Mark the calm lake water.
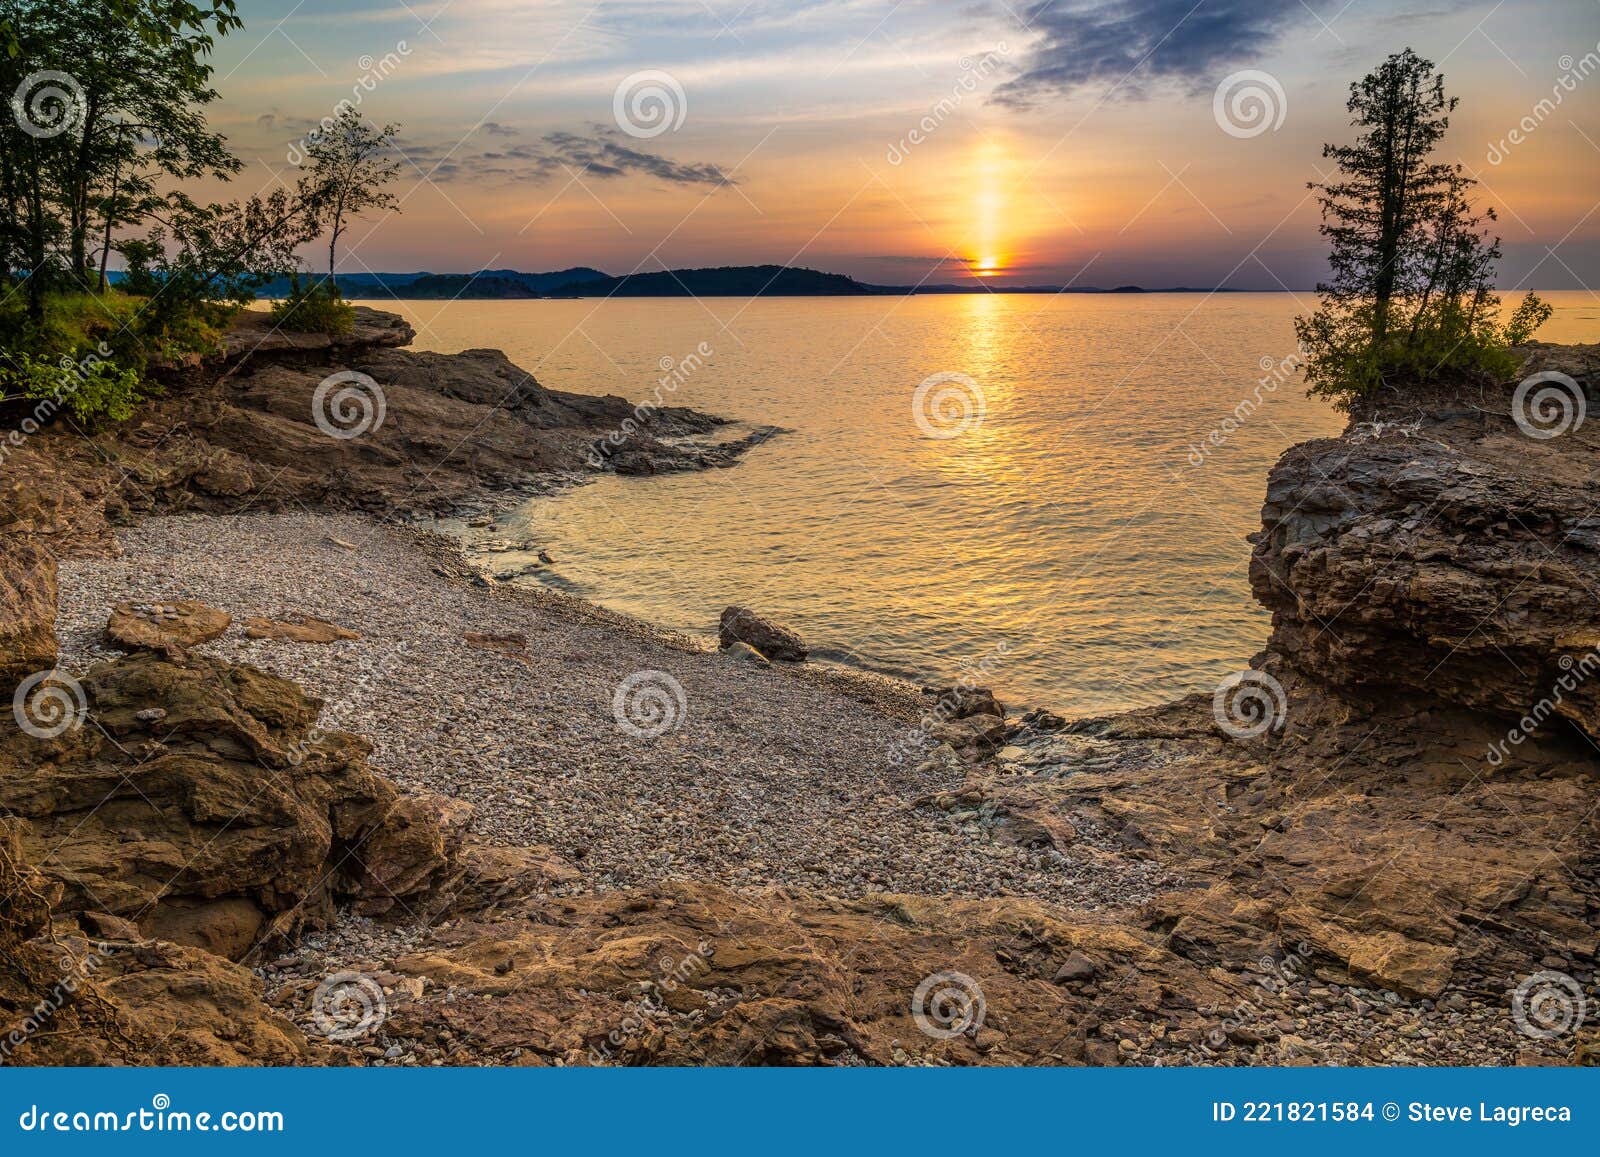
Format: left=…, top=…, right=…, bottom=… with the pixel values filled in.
left=356, top=291, right=1598, bottom=715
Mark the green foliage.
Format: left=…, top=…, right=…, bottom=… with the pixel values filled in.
left=7, top=350, right=144, bottom=423
left=1296, top=49, right=1550, bottom=407
left=269, top=278, right=354, bottom=335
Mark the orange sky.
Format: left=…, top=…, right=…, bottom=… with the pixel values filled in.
left=206, top=0, right=1600, bottom=289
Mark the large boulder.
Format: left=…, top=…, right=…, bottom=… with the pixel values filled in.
left=719, top=605, right=807, bottom=662
left=0, top=651, right=467, bottom=961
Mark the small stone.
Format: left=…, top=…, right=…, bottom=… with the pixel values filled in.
left=1053, top=951, right=1099, bottom=982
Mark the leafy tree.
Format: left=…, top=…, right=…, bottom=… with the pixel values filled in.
left=301, top=108, right=401, bottom=292
left=1296, top=49, right=1548, bottom=406
left=0, top=0, right=239, bottom=314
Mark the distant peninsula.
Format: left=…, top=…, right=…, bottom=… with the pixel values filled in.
left=247, top=264, right=1244, bottom=299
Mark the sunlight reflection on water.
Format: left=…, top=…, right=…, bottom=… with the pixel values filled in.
left=367, top=291, right=1596, bottom=715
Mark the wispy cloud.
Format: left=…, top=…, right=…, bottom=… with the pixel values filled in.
left=390, top=125, right=735, bottom=186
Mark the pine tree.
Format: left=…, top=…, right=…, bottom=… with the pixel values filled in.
left=1296, top=49, right=1549, bottom=405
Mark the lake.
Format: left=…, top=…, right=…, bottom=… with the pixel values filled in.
left=354, top=291, right=1598, bottom=715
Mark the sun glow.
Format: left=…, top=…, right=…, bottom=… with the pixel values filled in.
left=971, top=140, right=1013, bottom=279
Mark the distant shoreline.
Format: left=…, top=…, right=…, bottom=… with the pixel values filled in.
left=224, top=263, right=1267, bottom=300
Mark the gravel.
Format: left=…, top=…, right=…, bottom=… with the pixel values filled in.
left=53, top=511, right=1171, bottom=909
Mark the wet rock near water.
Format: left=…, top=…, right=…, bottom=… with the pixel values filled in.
left=718, top=605, right=807, bottom=662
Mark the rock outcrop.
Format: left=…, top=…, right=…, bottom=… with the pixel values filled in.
left=0, top=651, right=467, bottom=961
left=1251, top=342, right=1600, bottom=735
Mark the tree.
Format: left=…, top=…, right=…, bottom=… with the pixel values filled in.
left=1295, top=49, right=1548, bottom=405
left=0, top=0, right=239, bottom=313
left=301, top=108, right=401, bottom=292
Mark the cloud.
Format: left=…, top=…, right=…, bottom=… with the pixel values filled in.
left=993, top=0, right=1306, bottom=105
left=542, top=130, right=734, bottom=185
left=390, top=127, right=735, bottom=187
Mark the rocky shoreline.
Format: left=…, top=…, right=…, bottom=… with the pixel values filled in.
left=2, top=312, right=1596, bottom=1067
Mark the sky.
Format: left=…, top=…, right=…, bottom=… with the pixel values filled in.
left=207, top=0, right=1600, bottom=289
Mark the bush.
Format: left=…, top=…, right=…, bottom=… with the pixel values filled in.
left=269, top=278, right=354, bottom=336
left=5, top=352, right=144, bottom=425
left=0, top=292, right=151, bottom=426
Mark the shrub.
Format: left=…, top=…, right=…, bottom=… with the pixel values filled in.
left=5, top=352, right=144, bottom=425
left=269, top=278, right=355, bottom=336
